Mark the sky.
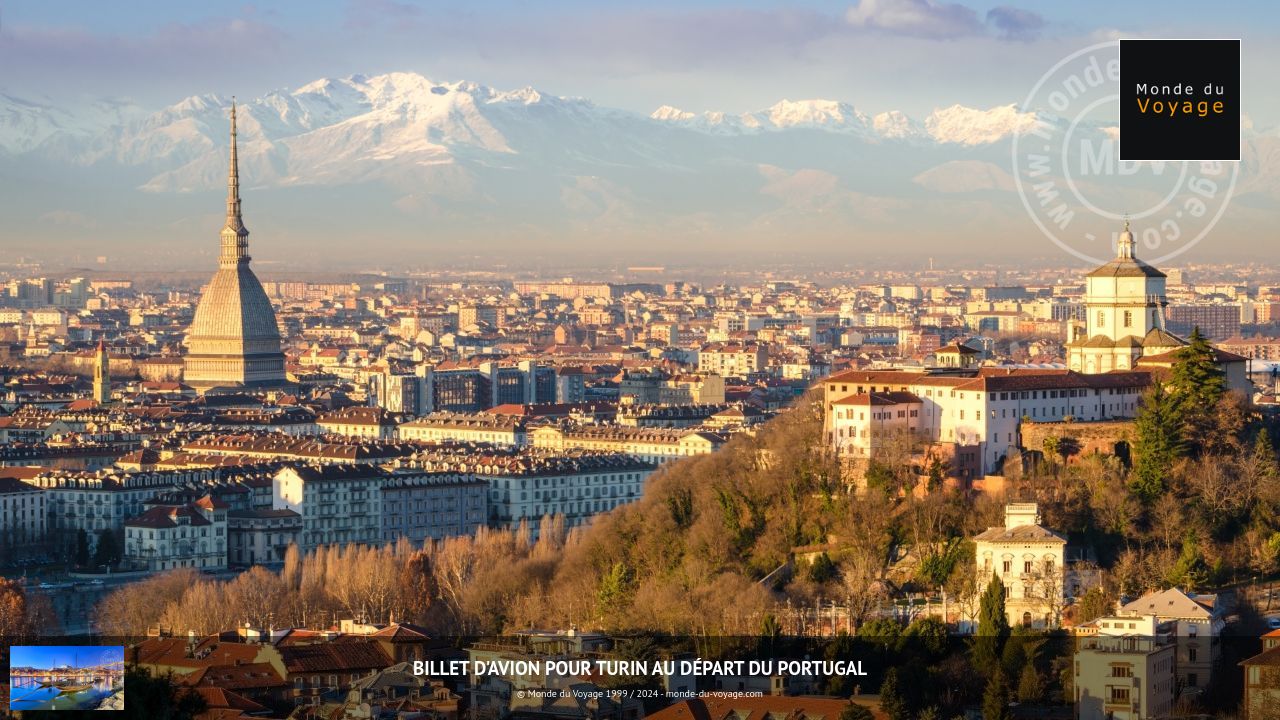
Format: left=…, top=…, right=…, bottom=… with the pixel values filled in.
left=2, top=0, right=1279, bottom=269
left=3, top=0, right=1278, bottom=120
left=9, top=645, right=123, bottom=670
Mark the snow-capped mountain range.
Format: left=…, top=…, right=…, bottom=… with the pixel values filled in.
left=1, top=71, right=1274, bottom=264
left=0, top=71, right=1046, bottom=190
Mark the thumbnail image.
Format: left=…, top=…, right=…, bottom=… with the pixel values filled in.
left=7, top=646, right=125, bottom=712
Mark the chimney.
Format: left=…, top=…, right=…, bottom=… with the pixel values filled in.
left=186, top=629, right=197, bottom=658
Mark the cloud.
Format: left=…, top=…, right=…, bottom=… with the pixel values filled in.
left=845, top=0, right=983, bottom=40
left=985, top=6, right=1045, bottom=41
left=0, top=15, right=288, bottom=102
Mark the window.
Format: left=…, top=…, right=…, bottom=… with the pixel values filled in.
left=1002, top=560, right=1011, bottom=573
left=1024, top=560, right=1033, bottom=574
left=1123, top=310, right=1133, bottom=327
left=1109, top=687, right=1130, bottom=703
left=1097, top=310, right=1105, bottom=326
left=1111, top=665, right=1132, bottom=678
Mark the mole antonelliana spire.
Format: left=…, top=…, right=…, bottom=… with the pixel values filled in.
left=184, top=98, right=288, bottom=392
left=221, top=98, right=249, bottom=267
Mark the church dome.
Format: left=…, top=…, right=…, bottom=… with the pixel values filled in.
left=1086, top=221, right=1166, bottom=278
left=187, top=264, right=282, bottom=352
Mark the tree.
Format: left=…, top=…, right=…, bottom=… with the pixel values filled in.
left=0, top=577, right=31, bottom=637
left=1168, top=327, right=1227, bottom=455
left=74, top=528, right=90, bottom=567
left=878, top=667, right=911, bottom=720
left=975, top=572, right=1010, bottom=669
left=1042, top=436, right=1060, bottom=471
left=982, top=670, right=1011, bottom=720
left=1166, top=532, right=1209, bottom=591
left=118, top=664, right=208, bottom=720
left=926, top=456, right=946, bottom=491
left=904, top=616, right=948, bottom=658
left=839, top=704, right=875, bottom=720
left=1017, top=664, right=1043, bottom=703
left=94, top=529, right=120, bottom=568
left=596, top=561, right=635, bottom=616
left=1074, top=586, right=1115, bottom=625
left=808, top=552, right=837, bottom=584
left=1131, top=381, right=1185, bottom=503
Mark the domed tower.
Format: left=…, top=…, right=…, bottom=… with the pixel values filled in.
left=1067, top=220, right=1182, bottom=373
left=184, top=101, right=287, bottom=391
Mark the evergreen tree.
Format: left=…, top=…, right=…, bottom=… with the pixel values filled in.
left=974, top=573, right=1010, bottom=670
left=1017, top=664, right=1043, bottom=703
left=74, top=528, right=90, bottom=567
left=839, top=704, right=875, bottom=720
left=982, top=669, right=1011, bottom=720
left=1252, top=428, right=1279, bottom=479
left=1168, top=327, right=1228, bottom=454
left=808, top=552, right=837, bottom=583
left=1131, top=381, right=1185, bottom=503
left=94, top=529, right=120, bottom=567
left=1166, top=532, right=1209, bottom=591
left=596, top=562, right=634, bottom=614
left=878, top=667, right=911, bottom=720
left=1169, top=327, right=1227, bottom=410
left=978, top=573, right=1010, bottom=637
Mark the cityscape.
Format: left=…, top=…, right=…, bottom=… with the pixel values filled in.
left=3, top=2, right=1280, bottom=720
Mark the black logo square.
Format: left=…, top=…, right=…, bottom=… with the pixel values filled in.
left=1120, top=39, right=1240, bottom=161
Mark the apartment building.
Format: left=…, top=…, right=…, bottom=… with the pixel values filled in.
left=397, top=412, right=528, bottom=446
left=698, top=342, right=767, bottom=378
left=124, top=494, right=228, bottom=572
left=272, top=464, right=385, bottom=551
left=0, top=476, right=46, bottom=548
left=380, top=471, right=487, bottom=544
left=529, top=425, right=726, bottom=465
left=1120, top=588, right=1225, bottom=693
left=1074, top=614, right=1177, bottom=720
left=478, top=453, right=654, bottom=536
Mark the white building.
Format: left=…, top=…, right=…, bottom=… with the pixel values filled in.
left=124, top=495, right=228, bottom=572
left=1066, top=222, right=1184, bottom=374
left=316, top=407, right=400, bottom=440
left=25, top=469, right=205, bottom=546
left=824, top=368, right=1148, bottom=478
left=1075, top=613, right=1176, bottom=720
left=480, top=454, right=655, bottom=537
left=1120, top=588, right=1224, bottom=693
left=828, top=391, right=922, bottom=459
left=0, top=477, right=46, bottom=549
left=698, top=342, right=767, bottom=378
left=973, top=503, right=1067, bottom=629
left=398, top=413, right=528, bottom=447
left=529, top=425, right=725, bottom=465
left=272, top=464, right=384, bottom=551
